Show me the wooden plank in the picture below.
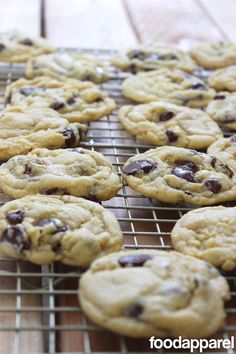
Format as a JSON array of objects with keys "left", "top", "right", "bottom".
[
  {"left": 0, "top": 0, "right": 40, "bottom": 35},
  {"left": 124, "top": 0, "right": 223, "bottom": 46},
  {"left": 198, "top": 0, "right": 236, "bottom": 42},
  {"left": 45, "top": 0, "right": 138, "bottom": 49}
]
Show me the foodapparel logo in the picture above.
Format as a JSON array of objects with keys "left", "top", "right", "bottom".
[{"left": 149, "top": 336, "right": 235, "bottom": 352}]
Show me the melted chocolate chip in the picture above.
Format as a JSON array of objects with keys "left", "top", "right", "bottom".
[
  {"left": 36, "top": 218, "right": 67, "bottom": 234},
  {"left": 23, "top": 163, "right": 32, "bottom": 175},
  {"left": 204, "top": 179, "right": 222, "bottom": 193},
  {"left": 123, "top": 160, "right": 157, "bottom": 176},
  {"left": 191, "top": 83, "right": 206, "bottom": 90},
  {"left": 67, "top": 97, "right": 76, "bottom": 105},
  {"left": 93, "top": 97, "right": 103, "bottom": 103},
  {"left": 50, "top": 101, "right": 65, "bottom": 111},
  {"left": 60, "top": 128, "right": 76, "bottom": 147},
  {"left": 165, "top": 130, "right": 178, "bottom": 142},
  {"left": 214, "top": 95, "right": 226, "bottom": 100},
  {"left": 20, "top": 38, "right": 33, "bottom": 46},
  {"left": 1, "top": 226, "right": 30, "bottom": 251},
  {"left": 231, "top": 135, "right": 236, "bottom": 142},
  {"left": 124, "top": 303, "right": 143, "bottom": 318},
  {"left": 119, "top": 254, "right": 153, "bottom": 267},
  {"left": 172, "top": 161, "right": 197, "bottom": 182},
  {"left": 0, "top": 44, "right": 5, "bottom": 51},
  {"left": 159, "top": 111, "right": 174, "bottom": 121},
  {"left": 211, "top": 157, "right": 217, "bottom": 168},
  {"left": 220, "top": 163, "right": 233, "bottom": 178},
  {"left": 6, "top": 210, "right": 25, "bottom": 225}
]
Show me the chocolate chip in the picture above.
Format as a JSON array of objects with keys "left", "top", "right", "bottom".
[
  {"left": 191, "top": 83, "right": 206, "bottom": 90},
  {"left": 128, "top": 50, "right": 145, "bottom": 60},
  {"left": 165, "top": 130, "right": 178, "bottom": 142},
  {"left": 204, "top": 179, "right": 222, "bottom": 193},
  {"left": 20, "top": 38, "right": 33, "bottom": 46},
  {"left": 50, "top": 101, "right": 65, "bottom": 111},
  {"left": 119, "top": 254, "right": 153, "bottom": 267},
  {"left": 23, "top": 163, "right": 32, "bottom": 175},
  {"left": 159, "top": 111, "right": 174, "bottom": 121},
  {"left": 123, "top": 160, "right": 157, "bottom": 176},
  {"left": 172, "top": 161, "right": 197, "bottom": 182},
  {"left": 43, "top": 188, "right": 59, "bottom": 195},
  {"left": 220, "top": 163, "right": 233, "bottom": 178},
  {"left": 231, "top": 135, "right": 236, "bottom": 142},
  {"left": 1, "top": 226, "right": 30, "bottom": 251},
  {"left": 35, "top": 218, "right": 67, "bottom": 234},
  {"left": 86, "top": 194, "right": 99, "bottom": 203},
  {"left": 0, "top": 44, "right": 5, "bottom": 51},
  {"left": 6, "top": 210, "right": 25, "bottom": 225},
  {"left": 211, "top": 157, "right": 217, "bottom": 168},
  {"left": 67, "top": 97, "right": 76, "bottom": 105},
  {"left": 93, "top": 97, "right": 103, "bottom": 103},
  {"left": 60, "top": 128, "right": 76, "bottom": 147},
  {"left": 214, "top": 95, "right": 226, "bottom": 100},
  {"left": 124, "top": 303, "right": 143, "bottom": 318}
]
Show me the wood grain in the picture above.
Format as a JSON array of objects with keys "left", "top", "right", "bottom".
[
  {"left": 0, "top": 0, "right": 40, "bottom": 35},
  {"left": 124, "top": 0, "right": 223, "bottom": 47},
  {"left": 45, "top": 0, "right": 138, "bottom": 49}
]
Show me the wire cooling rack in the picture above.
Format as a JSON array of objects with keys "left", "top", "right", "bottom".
[{"left": 0, "top": 49, "right": 235, "bottom": 354}]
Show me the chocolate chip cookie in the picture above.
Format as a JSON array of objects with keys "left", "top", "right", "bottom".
[
  {"left": 0, "top": 195, "right": 123, "bottom": 266},
  {"left": 208, "top": 135, "right": 236, "bottom": 173},
  {"left": 208, "top": 65, "right": 236, "bottom": 92},
  {"left": 112, "top": 44, "right": 196, "bottom": 73},
  {"left": 0, "top": 30, "right": 55, "bottom": 62},
  {"left": 25, "top": 52, "right": 108, "bottom": 83},
  {"left": 206, "top": 92, "right": 236, "bottom": 130},
  {"left": 191, "top": 42, "right": 236, "bottom": 69},
  {"left": 80, "top": 250, "right": 229, "bottom": 338},
  {"left": 118, "top": 101, "right": 222, "bottom": 148},
  {"left": 5, "top": 76, "right": 116, "bottom": 123},
  {"left": 122, "top": 68, "right": 215, "bottom": 107},
  {"left": 172, "top": 205, "right": 236, "bottom": 272},
  {"left": 0, "top": 148, "right": 121, "bottom": 200},
  {"left": 122, "top": 146, "right": 236, "bottom": 205},
  {"left": 0, "top": 106, "right": 86, "bottom": 160}
]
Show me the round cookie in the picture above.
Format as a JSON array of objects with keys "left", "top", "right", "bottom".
[
  {"left": 0, "top": 106, "right": 87, "bottom": 160},
  {"left": 112, "top": 44, "right": 196, "bottom": 73},
  {"left": 0, "top": 30, "right": 55, "bottom": 63},
  {"left": 79, "top": 250, "right": 229, "bottom": 338},
  {"left": 118, "top": 102, "right": 222, "bottom": 148},
  {"left": 206, "top": 92, "right": 236, "bottom": 130},
  {"left": 5, "top": 76, "right": 116, "bottom": 123},
  {"left": 171, "top": 206, "right": 236, "bottom": 272},
  {"left": 208, "top": 135, "right": 236, "bottom": 173},
  {"left": 121, "top": 68, "right": 215, "bottom": 107},
  {"left": 122, "top": 146, "right": 236, "bottom": 205},
  {"left": 25, "top": 52, "right": 108, "bottom": 83},
  {"left": 208, "top": 65, "right": 236, "bottom": 92},
  {"left": 0, "top": 148, "right": 121, "bottom": 200},
  {"left": 0, "top": 195, "right": 123, "bottom": 266},
  {"left": 190, "top": 41, "right": 236, "bottom": 69}
]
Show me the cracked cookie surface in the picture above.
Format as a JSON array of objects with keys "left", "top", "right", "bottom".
[
  {"left": 80, "top": 250, "right": 229, "bottom": 338},
  {"left": 25, "top": 52, "right": 109, "bottom": 83},
  {"left": 0, "top": 195, "right": 123, "bottom": 266},
  {"left": 0, "top": 30, "right": 55, "bottom": 62},
  {"left": 206, "top": 92, "right": 236, "bottom": 130},
  {"left": 208, "top": 135, "right": 236, "bottom": 173},
  {"left": 5, "top": 76, "right": 116, "bottom": 123},
  {"left": 122, "top": 146, "right": 236, "bottom": 205},
  {"left": 112, "top": 44, "right": 196, "bottom": 73},
  {"left": 118, "top": 101, "right": 222, "bottom": 148},
  {"left": 0, "top": 106, "right": 86, "bottom": 160},
  {"left": 191, "top": 42, "right": 236, "bottom": 69},
  {"left": 171, "top": 206, "right": 236, "bottom": 272},
  {"left": 122, "top": 68, "right": 215, "bottom": 107},
  {"left": 0, "top": 148, "right": 121, "bottom": 200}
]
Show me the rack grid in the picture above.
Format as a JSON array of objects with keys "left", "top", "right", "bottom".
[{"left": 0, "top": 49, "right": 235, "bottom": 354}]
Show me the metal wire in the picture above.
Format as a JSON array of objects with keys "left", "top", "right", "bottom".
[{"left": 0, "top": 49, "right": 235, "bottom": 354}]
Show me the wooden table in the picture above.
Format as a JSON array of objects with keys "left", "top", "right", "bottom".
[{"left": 0, "top": 1, "right": 236, "bottom": 354}]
